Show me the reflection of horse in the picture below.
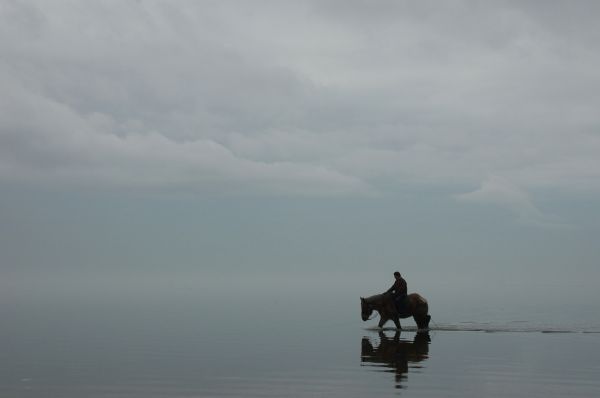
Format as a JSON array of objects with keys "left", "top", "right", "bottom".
[
  {"left": 361, "top": 331, "right": 430, "bottom": 388},
  {"left": 361, "top": 293, "right": 431, "bottom": 329}
]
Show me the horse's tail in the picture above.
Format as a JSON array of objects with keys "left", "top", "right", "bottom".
[{"left": 410, "top": 293, "right": 431, "bottom": 329}]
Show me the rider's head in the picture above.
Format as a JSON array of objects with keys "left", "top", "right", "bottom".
[{"left": 394, "top": 271, "right": 401, "bottom": 279}]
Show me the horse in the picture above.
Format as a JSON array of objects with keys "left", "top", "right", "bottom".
[{"left": 360, "top": 292, "right": 431, "bottom": 330}]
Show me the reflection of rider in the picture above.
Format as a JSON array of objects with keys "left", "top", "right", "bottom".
[{"left": 386, "top": 271, "right": 407, "bottom": 310}]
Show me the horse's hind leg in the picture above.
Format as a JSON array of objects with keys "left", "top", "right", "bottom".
[
  {"left": 393, "top": 317, "right": 401, "bottom": 330},
  {"left": 414, "top": 315, "right": 431, "bottom": 330},
  {"left": 413, "top": 315, "right": 419, "bottom": 329}
]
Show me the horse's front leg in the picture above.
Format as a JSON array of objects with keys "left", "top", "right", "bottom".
[
  {"left": 378, "top": 316, "right": 388, "bottom": 328},
  {"left": 393, "top": 317, "right": 401, "bottom": 330}
]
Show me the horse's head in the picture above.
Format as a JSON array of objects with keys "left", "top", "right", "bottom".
[{"left": 360, "top": 297, "right": 373, "bottom": 321}]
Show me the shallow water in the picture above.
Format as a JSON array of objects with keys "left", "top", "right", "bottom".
[{"left": 2, "top": 287, "right": 600, "bottom": 397}]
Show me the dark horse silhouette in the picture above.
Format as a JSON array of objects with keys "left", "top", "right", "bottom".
[
  {"left": 361, "top": 292, "right": 431, "bottom": 329},
  {"left": 361, "top": 331, "right": 430, "bottom": 389}
]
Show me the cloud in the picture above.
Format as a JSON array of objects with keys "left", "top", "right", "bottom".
[
  {"left": 455, "top": 176, "right": 570, "bottom": 228},
  {"left": 1, "top": 1, "right": 600, "bottom": 198},
  {"left": 455, "top": 176, "right": 540, "bottom": 213},
  {"left": 0, "top": 73, "right": 370, "bottom": 196}
]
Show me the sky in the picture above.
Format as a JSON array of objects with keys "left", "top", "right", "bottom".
[{"left": 1, "top": 1, "right": 600, "bottom": 300}]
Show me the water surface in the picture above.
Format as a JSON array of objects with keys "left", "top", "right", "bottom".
[{"left": 2, "top": 282, "right": 600, "bottom": 397}]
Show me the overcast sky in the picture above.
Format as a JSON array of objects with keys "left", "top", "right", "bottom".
[{"left": 1, "top": 1, "right": 599, "bottom": 295}]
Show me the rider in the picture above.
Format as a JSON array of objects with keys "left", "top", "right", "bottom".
[{"left": 386, "top": 271, "right": 407, "bottom": 310}]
